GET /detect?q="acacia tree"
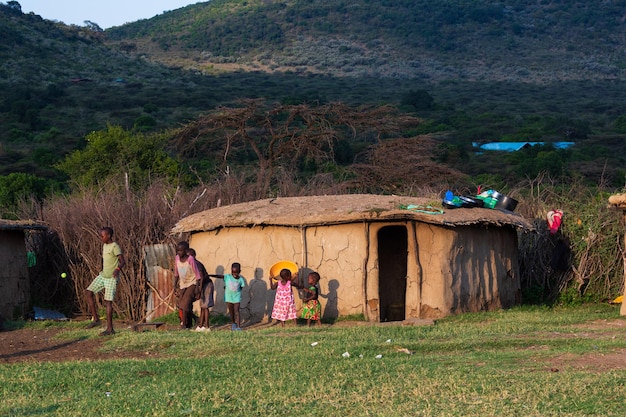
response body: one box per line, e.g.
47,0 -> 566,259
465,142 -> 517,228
349,134 -> 468,194
174,99 -> 420,198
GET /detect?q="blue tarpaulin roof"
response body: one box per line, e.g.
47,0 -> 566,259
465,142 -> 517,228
473,142 -> 575,152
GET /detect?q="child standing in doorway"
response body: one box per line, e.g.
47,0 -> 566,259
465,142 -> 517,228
212,263 -> 245,330
301,271 -> 322,327
270,268 -> 300,327
188,248 -> 214,332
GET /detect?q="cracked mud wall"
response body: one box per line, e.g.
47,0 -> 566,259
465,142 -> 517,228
189,223 -> 369,322
0,231 -> 29,319
415,224 -> 520,318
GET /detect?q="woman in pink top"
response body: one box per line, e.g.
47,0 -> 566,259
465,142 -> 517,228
173,241 -> 202,329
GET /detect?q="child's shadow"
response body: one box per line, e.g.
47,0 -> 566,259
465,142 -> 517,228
244,267 -> 270,324
213,265 -> 225,314
320,279 -> 339,321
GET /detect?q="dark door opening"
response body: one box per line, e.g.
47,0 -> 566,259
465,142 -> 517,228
378,226 -> 408,322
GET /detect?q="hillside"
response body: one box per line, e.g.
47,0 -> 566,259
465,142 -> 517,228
106,0 -> 626,83
1,0 -> 625,205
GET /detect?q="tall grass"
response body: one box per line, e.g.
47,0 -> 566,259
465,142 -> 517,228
1,304 -> 625,416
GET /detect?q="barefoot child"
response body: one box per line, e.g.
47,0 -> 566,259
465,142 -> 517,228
270,268 -> 300,327
301,271 -> 322,327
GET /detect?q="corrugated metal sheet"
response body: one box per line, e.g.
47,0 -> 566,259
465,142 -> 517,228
143,244 -> 176,321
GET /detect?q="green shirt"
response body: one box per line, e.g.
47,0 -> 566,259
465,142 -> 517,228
224,274 -> 245,303
101,242 -> 122,278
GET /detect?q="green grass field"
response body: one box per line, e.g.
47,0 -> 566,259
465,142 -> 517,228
2,304 -> 625,416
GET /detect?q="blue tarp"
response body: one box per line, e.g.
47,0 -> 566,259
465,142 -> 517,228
32,306 -> 68,321
472,142 -> 575,152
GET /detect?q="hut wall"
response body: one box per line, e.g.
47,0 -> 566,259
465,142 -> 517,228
189,223 -> 369,322
415,224 -> 521,318
189,221 -> 521,323
0,230 -> 30,318
190,226 -> 304,323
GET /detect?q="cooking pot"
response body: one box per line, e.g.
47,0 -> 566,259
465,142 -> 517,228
495,194 -> 518,211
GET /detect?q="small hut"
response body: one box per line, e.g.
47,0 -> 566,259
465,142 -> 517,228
172,195 -> 532,323
608,194 -> 626,316
0,220 -> 46,319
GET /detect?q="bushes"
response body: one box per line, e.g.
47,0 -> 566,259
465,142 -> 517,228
517,176 -> 625,305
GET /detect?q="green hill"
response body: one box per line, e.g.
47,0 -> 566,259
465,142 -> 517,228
1,0 -> 625,196
106,0 -> 626,82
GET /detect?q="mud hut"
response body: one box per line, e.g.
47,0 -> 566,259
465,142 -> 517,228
172,194 -> 532,323
608,193 -> 626,316
0,220 -> 46,319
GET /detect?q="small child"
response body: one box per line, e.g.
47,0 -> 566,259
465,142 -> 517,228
188,248 -> 214,332
270,268 -> 300,327
212,263 -> 245,331
301,271 -> 322,327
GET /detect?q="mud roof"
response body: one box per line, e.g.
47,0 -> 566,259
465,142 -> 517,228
172,194 -> 532,234
0,219 -> 46,231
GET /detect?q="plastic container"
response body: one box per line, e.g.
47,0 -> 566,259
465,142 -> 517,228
483,197 -> 497,209
269,261 -> 298,278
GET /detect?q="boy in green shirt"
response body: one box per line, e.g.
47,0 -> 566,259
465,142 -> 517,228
85,227 -> 125,336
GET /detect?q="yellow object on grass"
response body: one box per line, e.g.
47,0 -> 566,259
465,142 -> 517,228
611,295 -> 623,304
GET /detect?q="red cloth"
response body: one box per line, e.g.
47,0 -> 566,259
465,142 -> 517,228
547,210 -> 563,234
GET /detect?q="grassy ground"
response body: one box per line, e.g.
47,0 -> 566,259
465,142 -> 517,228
1,304 -> 625,416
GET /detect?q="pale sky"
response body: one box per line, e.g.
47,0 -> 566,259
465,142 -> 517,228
15,0 -> 204,29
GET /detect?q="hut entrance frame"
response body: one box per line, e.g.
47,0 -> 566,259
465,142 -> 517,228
378,225 -> 408,322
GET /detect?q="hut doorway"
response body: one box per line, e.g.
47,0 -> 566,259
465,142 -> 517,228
377,225 -> 408,322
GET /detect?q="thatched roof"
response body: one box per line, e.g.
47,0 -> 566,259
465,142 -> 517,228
0,219 -> 46,231
172,194 -> 533,234
608,194 -> 626,210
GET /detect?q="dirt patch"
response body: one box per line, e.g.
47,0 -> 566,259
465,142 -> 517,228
0,324 -> 168,364
546,349 -> 626,373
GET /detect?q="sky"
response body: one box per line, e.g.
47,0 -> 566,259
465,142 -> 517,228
15,0 -> 204,29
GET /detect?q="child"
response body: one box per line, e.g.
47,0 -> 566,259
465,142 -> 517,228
270,268 -> 300,327
212,263 -> 246,330
173,241 -> 202,329
301,271 -> 322,327
85,227 -> 125,336
188,248 -> 214,332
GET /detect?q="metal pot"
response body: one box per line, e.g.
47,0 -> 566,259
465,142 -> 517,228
495,194 -> 518,211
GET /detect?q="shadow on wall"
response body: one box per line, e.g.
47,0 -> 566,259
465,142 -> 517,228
321,279 -> 339,320
243,267 -> 271,324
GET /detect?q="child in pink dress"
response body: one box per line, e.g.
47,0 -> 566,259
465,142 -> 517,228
270,268 -> 301,327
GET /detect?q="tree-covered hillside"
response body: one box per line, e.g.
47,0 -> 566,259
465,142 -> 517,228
1,0 -> 625,214
106,0 -> 626,82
